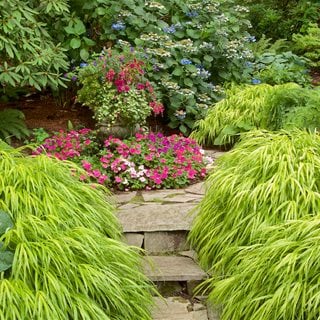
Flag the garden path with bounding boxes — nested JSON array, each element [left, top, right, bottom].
[[113, 149, 225, 320]]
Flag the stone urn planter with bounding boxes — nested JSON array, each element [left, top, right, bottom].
[[97, 121, 140, 139]]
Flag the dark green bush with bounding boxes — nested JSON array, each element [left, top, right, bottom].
[[293, 23, 320, 67], [0, 109, 30, 143], [236, 0, 320, 40]]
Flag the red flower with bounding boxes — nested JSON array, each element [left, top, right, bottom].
[[106, 69, 116, 81]]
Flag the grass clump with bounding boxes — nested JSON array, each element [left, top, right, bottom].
[[189, 130, 320, 270], [206, 218, 320, 320], [0, 144, 156, 319], [191, 83, 320, 147]]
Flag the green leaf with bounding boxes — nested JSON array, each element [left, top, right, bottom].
[[186, 29, 201, 39], [185, 64, 198, 73], [204, 55, 213, 62], [64, 25, 75, 35], [0, 210, 13, 235], [96, 7, 106, 15], [80, 49, 89, 61], [184, 78, 193, 87], [74, 20, 86, 35], [83, 37, 96, 46], [70, 38, 81, 49], [172, 67, 183, 76], [0, 250, 14, 272], [179, 124, 188, 135]]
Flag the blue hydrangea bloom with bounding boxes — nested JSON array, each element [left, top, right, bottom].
[[163, 25, 176, 34], [180, 58, 192, 65], [245, 61, 253, 68], [251, 78, 261, 85], [246, 35, 256, 42], [186, 11, 199, 18], [111, 22, 126, 31]]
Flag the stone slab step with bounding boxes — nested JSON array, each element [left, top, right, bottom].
[[152, 297, 208, 320], [143, 255, 207, 282], [118, 203, 197, 232]]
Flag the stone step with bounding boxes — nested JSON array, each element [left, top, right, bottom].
[[118, 203, 198, 232], [143, 255, 207, 282], [152, 297, 208, 320]]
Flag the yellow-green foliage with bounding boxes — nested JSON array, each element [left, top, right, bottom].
[[0, 145, 155, 319], [207, 218, 320, 320], [189, 130, 320, 270], [191, 83, 299, 146]]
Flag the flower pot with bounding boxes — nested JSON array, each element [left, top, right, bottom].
[[97, 121, 140, 139]]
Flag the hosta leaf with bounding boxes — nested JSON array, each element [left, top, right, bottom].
[[0, 250, 14, 272], [0, 210, 13, 235]]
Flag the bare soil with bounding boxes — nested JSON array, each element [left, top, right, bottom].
[[0, 93, 95, 133]]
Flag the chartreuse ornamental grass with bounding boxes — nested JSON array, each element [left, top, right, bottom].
[[191, 83, 320, 147], [0, 144, 156, 319], [206, 218, 320, 320], [189, 130, 320, 271]]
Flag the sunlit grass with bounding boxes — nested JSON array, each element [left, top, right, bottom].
[[206, 218, 320, 320], [189, 130, 320, 270], [0, 145, 156, 319]]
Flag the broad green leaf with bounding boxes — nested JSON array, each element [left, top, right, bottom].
[[0, 210, 13, 235], [80, 49, 89, 61], [172, 67, 183, 76], [70, 38, 81, 49], [0, 250, 14, 272], [204, 55, 213, 62], [74, 20, 86, 35]]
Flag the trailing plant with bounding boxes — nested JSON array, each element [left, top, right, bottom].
[[292, 23, 320, 67], [0, 144, 156, 319], [34, 129, 211, 191], [191, 83, 320, 147], [205, 217, 320, 319], [188, 130, 320, 271], [0, 109, 30, 143]]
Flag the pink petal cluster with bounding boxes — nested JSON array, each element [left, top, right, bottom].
[[35, 129, 209, 191]]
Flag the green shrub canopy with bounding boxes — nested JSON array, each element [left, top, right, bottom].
[[189, 130, 320, 270], [0, 145, 155, 319], [191, 84, 320, 147]]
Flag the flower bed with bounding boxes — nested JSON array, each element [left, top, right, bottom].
[[34, 129, 211, 191]]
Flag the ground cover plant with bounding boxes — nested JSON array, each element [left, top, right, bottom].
[[191, 83, 320, 147], [189, 130, 320, 270], [205, 217, 320, 320], [0, 142, 156, 319], [34, 129, 211, 191]]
